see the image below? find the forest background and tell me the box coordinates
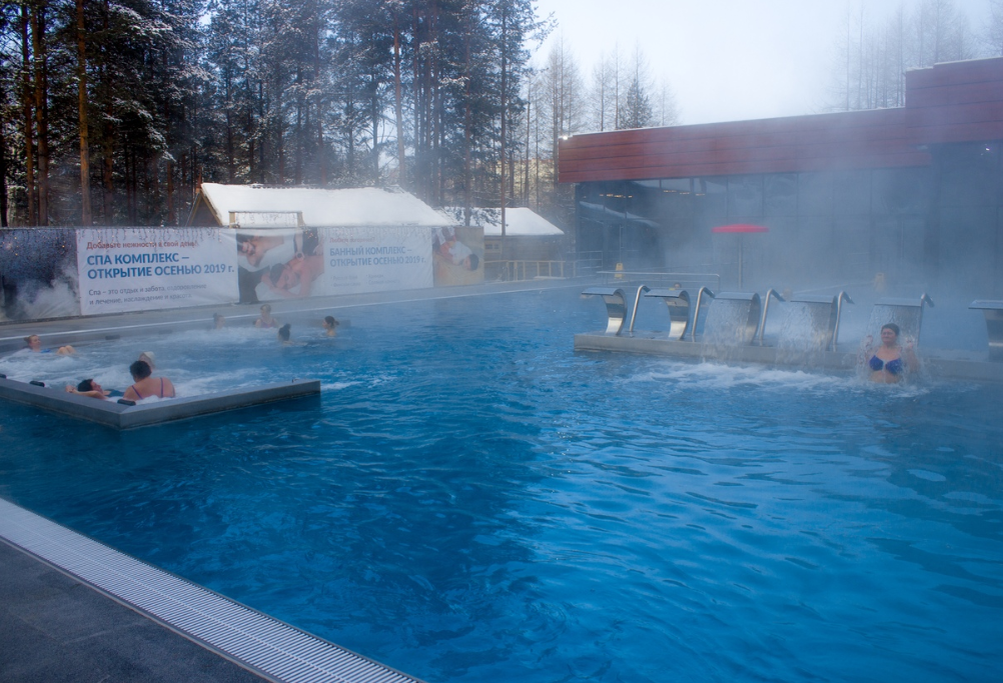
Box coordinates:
[2,0,1003,232]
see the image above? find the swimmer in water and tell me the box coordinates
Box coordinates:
[24,335,75,355]
[278,323,293,345]
[255,304,278,329]
[65,378,110,400]
[323,316,339,337]
[122,360,175,401]
[862,323,917,384]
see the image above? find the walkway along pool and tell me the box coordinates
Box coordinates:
[1,286,1002,682]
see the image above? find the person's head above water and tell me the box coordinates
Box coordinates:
[260,304,272,315]
[213,313,225,328]
[880,323,900,345]
[24,334,74,355]
[278,323,291,342]
[77,378,99,392]
[129,360,152,380]
[324,315,338,328]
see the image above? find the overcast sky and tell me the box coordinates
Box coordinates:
[532,0,993,126]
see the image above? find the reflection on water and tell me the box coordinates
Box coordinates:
[0,287,1001,683]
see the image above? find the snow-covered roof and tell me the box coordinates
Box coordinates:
[198,184,451,227]
[437,207,564,237]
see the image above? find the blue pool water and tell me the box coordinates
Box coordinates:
[1,286,1002,682]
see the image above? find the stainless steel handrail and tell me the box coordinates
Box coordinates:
[756,288,785,346]
[599,271,721,290]
[831,291,854,351]
[628,285,650,336]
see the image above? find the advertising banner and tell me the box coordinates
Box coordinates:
[317,226,433,298]
[76,228,239,315]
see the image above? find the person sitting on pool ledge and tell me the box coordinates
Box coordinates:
[255,304,278,329]
[862,323,917,384]
[24,334,75,355]
[323,316,339,337]
[122,360,175,401]
[65,378,110,400]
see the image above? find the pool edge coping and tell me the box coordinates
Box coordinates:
[0,496,427,683]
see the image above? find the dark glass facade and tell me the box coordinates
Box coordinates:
[574,141,1003,295]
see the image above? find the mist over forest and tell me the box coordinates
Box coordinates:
[1,0,1002,230]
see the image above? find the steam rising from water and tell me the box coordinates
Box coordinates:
[618,359,935,399]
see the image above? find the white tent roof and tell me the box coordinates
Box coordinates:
[198,183,451,227]
[438,207,564,237]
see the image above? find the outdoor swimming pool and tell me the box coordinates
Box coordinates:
[1,286,1001,682]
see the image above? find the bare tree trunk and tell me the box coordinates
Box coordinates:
[372,71,380,184]
[102,106,113,222]
[462,8,472,224]
[0,95,7,226]
[225,69,235,182]
[277,90,285,184]
[295,64,303,184]
[411,5,422,199]
[77,0,91,225]
[32,0,49,225]
[431,1,441,204]
[314,18,326,186]
[167,160,175,225]
[499,11,507,257]
[394,13,406,189]
[524,91,530,206]
[20,4,36,225]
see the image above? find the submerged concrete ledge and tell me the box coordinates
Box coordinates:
[0,377,321,429]
[574,333,1003,383]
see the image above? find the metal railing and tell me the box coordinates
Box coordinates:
[485,253,604,281]
[598,270,721,290]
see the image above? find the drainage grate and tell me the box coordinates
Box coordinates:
[0,497,425,683]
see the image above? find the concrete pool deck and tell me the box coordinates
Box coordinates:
[0,539,269,682]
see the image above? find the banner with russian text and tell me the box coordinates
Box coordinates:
[295,226,433,299]
[76,228,238,315]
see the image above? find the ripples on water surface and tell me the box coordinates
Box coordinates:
[1,287,1002,682]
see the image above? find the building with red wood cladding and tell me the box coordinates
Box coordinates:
[558,57,1003,295]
